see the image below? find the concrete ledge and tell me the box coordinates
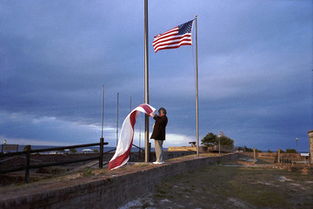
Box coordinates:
[0,153,242,209]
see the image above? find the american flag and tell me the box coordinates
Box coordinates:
[153,20,193,53]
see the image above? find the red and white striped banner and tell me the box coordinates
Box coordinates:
[108,104,156,170]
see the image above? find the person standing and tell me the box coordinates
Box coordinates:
[150,107,168,164]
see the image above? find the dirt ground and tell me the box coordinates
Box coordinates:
[120,164,313,209]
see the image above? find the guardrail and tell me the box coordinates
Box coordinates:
[0,138,109,183]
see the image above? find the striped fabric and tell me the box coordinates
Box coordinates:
[153,20,193,53]
[108,104,155,170]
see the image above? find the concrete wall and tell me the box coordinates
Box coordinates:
[0,153,241,209]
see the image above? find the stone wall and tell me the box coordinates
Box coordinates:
[0,153,241,209]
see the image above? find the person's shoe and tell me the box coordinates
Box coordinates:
[153,161,165,165]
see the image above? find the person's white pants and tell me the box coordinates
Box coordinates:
[154,140,164,162]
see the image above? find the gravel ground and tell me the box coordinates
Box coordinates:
[120,164,313,209]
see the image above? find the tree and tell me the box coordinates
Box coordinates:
[93,149,99,153]
[201,132,216,147]
[236,146,261,152]
[70,148,77,153]
[201,132,234,149]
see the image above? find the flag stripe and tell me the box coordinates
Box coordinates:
[153,34,192,47]
[153,33,191,46]
[153,27,179,39]
[155,43,193,52]
[155,42,192,52]
[154,38,192,51]
[153,30,179,44]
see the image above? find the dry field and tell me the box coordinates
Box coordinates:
[120,163,313,209]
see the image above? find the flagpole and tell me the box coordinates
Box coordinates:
[144,0,150,162]
[194,16,200,157]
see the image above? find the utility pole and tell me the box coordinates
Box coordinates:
[129,96,132,112]
[101,86,105,139]
[218,138,221,155]
[253,148,256,162]
[99,85,105,168]
[295,137,299,151]
[218,131,224,156]
[143,0,150,162]
[116,92,119,147]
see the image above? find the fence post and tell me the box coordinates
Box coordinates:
[24,145,31,183]
[277,149,281,163]
[99,137,104,168]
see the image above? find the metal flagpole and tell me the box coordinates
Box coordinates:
[194,16,200,157]
[144,0,150,162]
[116,92,119,147]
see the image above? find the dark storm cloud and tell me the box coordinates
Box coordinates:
[0,0,312,150]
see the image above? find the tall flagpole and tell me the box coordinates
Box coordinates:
[194,16,200,157]
[144,0,150,162]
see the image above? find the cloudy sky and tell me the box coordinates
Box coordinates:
[0,0,312,151]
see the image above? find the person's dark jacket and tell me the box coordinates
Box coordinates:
[150,115,168,141]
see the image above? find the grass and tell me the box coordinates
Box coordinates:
[82,168,94,177]
[149,165,313,209]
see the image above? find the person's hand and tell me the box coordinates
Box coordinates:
[149,112,155,117]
